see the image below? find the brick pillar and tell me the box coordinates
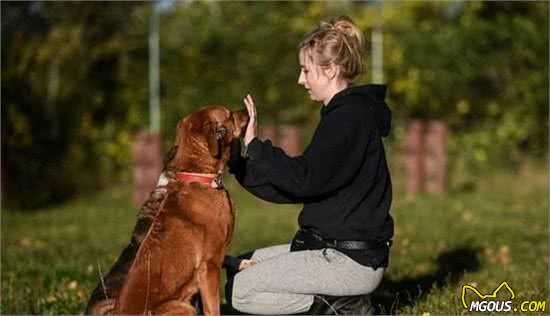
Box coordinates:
[279,124,302,157]
[259,125,278,144]
[403,120,425,196]
[424,120,447,194]
[131,130,163,205]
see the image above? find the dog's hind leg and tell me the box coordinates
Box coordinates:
[154,300,196,315]
[85,298,116,315]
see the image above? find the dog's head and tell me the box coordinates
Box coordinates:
[165,105,249,173]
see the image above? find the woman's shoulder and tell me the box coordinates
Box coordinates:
[323,96,365,119]
[329,85,391,137]
[323,94,373,123]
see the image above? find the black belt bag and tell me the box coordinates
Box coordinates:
[290,228,392,252]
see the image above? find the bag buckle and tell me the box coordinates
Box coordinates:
[325,239,337,248]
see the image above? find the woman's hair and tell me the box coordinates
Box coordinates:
[298,16,364,83]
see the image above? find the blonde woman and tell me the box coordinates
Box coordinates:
[225,16,393,315]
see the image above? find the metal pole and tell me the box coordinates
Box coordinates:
[371,1,384,84]
[149,2,160,132]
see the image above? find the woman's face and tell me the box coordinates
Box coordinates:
[297,50,331,103]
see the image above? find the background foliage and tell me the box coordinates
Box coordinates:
[1,2,548,315]
[2,1,548,207]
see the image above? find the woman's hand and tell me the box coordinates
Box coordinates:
[238,259,257,270]
[243,94,257,146]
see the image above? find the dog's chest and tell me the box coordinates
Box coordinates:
[169,185,234,228]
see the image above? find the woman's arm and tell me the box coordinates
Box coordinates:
[240,93,369,199]
[246,105,371,198]
[228,140,302,204]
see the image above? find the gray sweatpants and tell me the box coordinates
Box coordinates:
[231,244,385,315]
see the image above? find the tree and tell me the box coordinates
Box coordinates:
[2,2,149,208]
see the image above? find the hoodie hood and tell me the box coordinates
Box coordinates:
[323,84,392,137]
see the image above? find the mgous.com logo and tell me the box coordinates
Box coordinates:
[461,281,546,313]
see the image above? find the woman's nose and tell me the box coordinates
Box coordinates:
[297,72,305,86]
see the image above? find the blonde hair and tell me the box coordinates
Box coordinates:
[298,16,364,83]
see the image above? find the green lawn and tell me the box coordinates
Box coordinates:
[2,161,548,315]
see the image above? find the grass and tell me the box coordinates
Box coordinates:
[1,160,548,315]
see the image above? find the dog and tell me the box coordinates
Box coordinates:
[86,105,249,315]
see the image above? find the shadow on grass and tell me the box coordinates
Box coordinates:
[373,245,481,315]
[221,246,481,315]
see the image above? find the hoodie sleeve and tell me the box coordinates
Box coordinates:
[246,105,371,198]
[228,141,302,204]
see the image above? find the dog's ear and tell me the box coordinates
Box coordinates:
[163,145,178,169]
[167,117,188,170]
[205,123,227,158]
[174,117,187,144]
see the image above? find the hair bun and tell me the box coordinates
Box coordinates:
[331,16,364,47]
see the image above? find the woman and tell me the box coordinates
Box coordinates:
[224,16,394,315]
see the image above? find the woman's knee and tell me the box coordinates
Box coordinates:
[230,272,255,313]
[231,269,256,302]
[232,287,314,315]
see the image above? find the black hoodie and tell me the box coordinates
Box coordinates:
[229,84,393,268]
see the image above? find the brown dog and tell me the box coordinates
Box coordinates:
[86,106,249,315]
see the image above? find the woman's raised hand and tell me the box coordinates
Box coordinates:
[243,94,257,146]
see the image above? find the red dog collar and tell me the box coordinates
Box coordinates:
[176,171,222,188]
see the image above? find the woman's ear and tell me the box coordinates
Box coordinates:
[323,63,340,80]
